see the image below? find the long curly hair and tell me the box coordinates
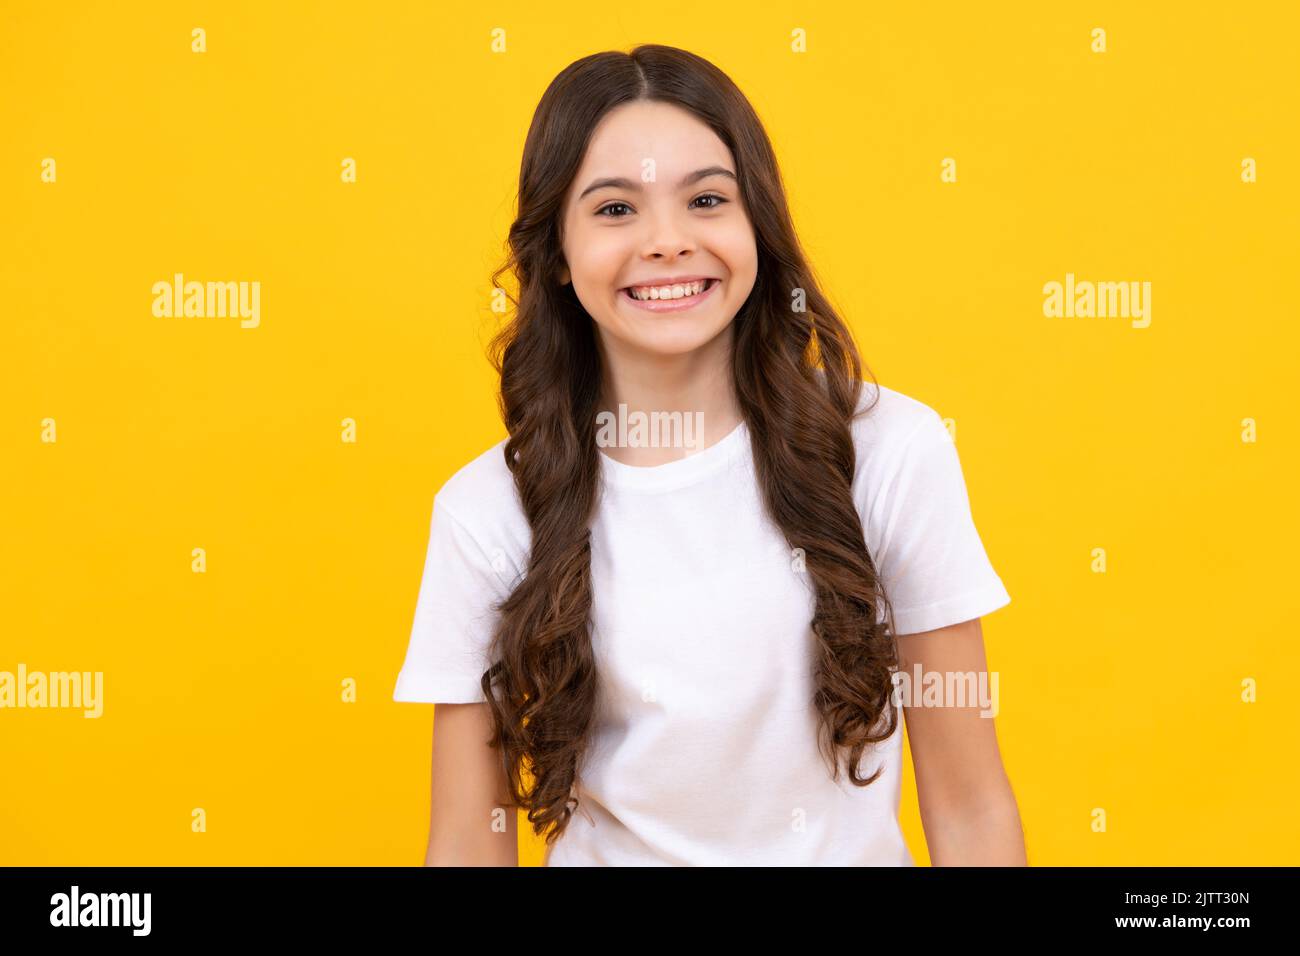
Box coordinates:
[480,43,902,846]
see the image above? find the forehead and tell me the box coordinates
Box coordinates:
[574,101,733,183]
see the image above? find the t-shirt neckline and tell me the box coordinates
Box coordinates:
[598,418,749,493]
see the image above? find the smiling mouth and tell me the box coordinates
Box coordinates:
[620,278,720,302]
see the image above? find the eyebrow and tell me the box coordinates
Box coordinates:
[577,165,737,201]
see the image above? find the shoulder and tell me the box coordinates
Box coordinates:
[435,436,516,513]
[850,380,948,467]
[847,379,959,518]
[430,437,530,560]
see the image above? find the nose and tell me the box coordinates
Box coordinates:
[640,208,697,260]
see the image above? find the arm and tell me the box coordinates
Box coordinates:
[897,617,1027,866]
[425,701,519,866]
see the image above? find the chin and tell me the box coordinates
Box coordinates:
[626,325,724,358]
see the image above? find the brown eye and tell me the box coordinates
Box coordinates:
[692,194,727,209]
[596,202,632,218]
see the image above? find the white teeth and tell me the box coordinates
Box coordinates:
[627,279,711,301]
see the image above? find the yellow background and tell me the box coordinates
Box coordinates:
[2,1,1296,865]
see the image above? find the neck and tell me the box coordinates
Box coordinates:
[595,324,742,466]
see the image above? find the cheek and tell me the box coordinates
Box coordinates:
[568,226,628,282]
[713,223,758,272]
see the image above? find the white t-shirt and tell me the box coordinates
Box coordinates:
[393,381,1011,866]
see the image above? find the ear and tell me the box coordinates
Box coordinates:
[559,264,571,285]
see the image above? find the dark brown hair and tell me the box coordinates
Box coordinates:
[482,44,901,845]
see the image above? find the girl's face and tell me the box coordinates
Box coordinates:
[559,100,758,359]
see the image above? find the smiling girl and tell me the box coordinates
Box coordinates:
[394,44,1026,866]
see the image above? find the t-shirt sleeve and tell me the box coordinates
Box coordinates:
[392,494,510,704]
[867,409,1011,635]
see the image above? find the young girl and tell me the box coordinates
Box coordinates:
[394,44,1025,866]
